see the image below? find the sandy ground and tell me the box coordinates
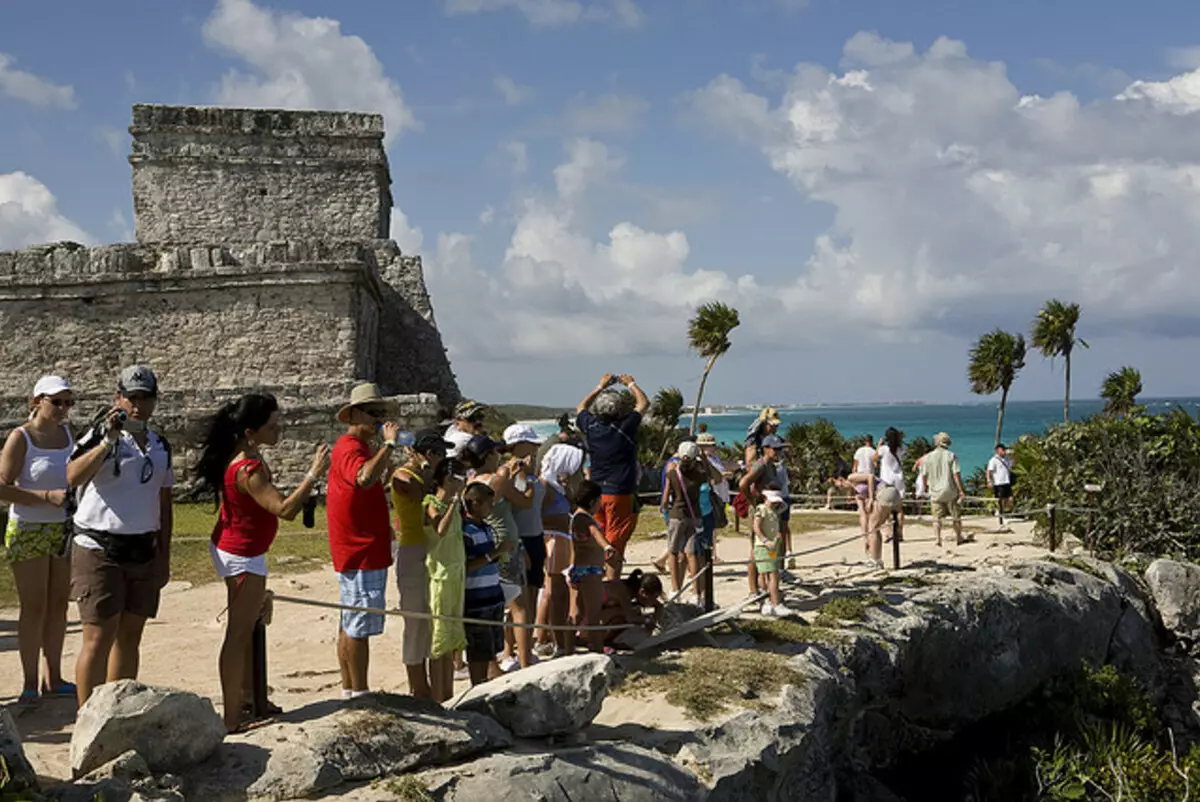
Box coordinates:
[1,509,1053,784]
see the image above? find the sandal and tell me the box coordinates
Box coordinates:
[242,700,284,719]
[41,682,77,699]
[228,717,274,735]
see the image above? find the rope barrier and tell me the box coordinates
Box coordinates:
[270,593,636,633]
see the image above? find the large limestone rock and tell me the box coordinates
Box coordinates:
[1145,559,1200,639]
[418,743,705,802]
[453,653,615,737]
[70,681,225,778]
[0,708,39,795]
[184,694,512,800]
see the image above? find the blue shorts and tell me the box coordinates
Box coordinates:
[779,496,791,525]
[338,568,387,639]
[688,512,715,556]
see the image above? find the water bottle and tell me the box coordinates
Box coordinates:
[396,430,415,448]
[302,485,319,529]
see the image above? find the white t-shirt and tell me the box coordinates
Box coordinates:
[877,444,905,496]
[706,454,732,503]
[987,455,1012,486]
[73,429,176,542]
[444,424,473,459]
[854,445,876,475]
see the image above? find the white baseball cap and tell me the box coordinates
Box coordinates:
[676,441,700,460]
[503,424,543,446]
[763,490,786,505]
[33,375,71,398]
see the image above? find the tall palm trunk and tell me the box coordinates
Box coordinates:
[1063,350,1072,423]
[995,385,1009,447]
[689,355,718,436]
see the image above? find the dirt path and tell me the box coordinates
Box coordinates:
[1,509,1051,783]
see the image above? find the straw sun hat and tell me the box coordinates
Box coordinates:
[336,383,398,424]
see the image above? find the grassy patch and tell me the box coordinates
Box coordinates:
[373,775,433,802]
[812,594,886,628]
[618,648,800,721]
[737,617,848,646]
[878,575,931,589]
[0,503,332,608]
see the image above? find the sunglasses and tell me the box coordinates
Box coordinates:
[360,406,390,419]
[45,398,75,409]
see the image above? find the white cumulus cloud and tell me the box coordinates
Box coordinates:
[0,53,75,109]
[494,74,535,105]
[683,32,1200,340]
[0,173,93,250]
[202,0,418,142]
[443,0,644,28]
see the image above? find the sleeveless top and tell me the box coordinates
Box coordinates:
[211,458,279,557]
[570,510,603,564]
[391,466,428,547]
[11,426,72,524]
[512,475,545,537]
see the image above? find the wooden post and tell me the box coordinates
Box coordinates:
[1047,504,1058,553]
[891,508,901,570]
[251,619,268,718]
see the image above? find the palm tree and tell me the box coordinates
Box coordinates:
[1100,367,1143,418]
[967,329,1026,446]
[651,386,685,462]
[687,302,740,436]
[1031,299,1088,423]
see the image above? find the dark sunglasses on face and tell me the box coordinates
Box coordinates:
[46,398,75,409]
[360,406,389,419]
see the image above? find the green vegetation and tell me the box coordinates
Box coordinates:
[373,776,434,802]
[1100,366,1144,419]
[782,417,848,497]
[618,647,799,721]
[1013,406,1200,558]
[737,617,848,646]
[968,328,1027,447]
[1031,298,1087,423]
[885,664,1196,801]
[878,574,931,589]
[686,302,740,436]
[812,594,886,628]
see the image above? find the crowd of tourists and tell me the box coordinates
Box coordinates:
[0,367,1012,733]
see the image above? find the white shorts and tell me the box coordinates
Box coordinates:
[209,542,268,579]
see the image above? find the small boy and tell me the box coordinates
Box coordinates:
[461,480,505,685]
[753,488,792,617]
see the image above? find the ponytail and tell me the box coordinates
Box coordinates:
[194,393,279,501]
[623,568,644,595]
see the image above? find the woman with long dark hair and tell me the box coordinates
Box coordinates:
[195,393,329,732]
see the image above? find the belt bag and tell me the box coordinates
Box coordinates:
[83,529,159,564]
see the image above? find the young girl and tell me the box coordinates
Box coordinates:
[423,458,467,702]
[568,480,617,654]
[196,393,329,731]
[753,489,792,617]
[535,443,584,657]
[598,569,664,649]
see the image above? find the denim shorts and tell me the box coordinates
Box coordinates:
[338,568,387,639]
[464,602,505,663]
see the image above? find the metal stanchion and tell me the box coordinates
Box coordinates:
[251,620,268,718]
[891,508,901,570]
[704,545,715,613]
[1047,503,1058,552]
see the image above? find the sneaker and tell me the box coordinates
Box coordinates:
[760,601,774,615]
[874,559,886,571]
[780,569,796,582]
[771,604,794,617]
[499,656,520,673]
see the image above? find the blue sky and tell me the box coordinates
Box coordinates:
[5,0,1200,407]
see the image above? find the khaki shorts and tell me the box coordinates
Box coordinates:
[70,542,160,624]
[931,498,961,522]
[395,544,431,665]
[666,518,696,554]
[876,486,901,511]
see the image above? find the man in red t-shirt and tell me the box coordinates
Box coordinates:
[327,383,401,697]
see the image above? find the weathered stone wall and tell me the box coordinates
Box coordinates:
[0,103,460,490]
[130,105,391,244]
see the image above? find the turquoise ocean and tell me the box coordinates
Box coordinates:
[530,398,1200,475]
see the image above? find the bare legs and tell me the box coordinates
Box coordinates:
[218,573,266,731]
[570,574,605,653]
[76,612,148,707]
[11,555,70,695]
[337,631,370,693]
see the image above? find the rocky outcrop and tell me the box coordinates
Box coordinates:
[453,653,615,737]
[1146,559,1200,640]
[69,681,225,778]
[48,751,185,802]
[0,708,39,795]
[184,694,512,800]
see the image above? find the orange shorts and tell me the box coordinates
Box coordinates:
[595,494,638,556]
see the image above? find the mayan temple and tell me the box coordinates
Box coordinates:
[0,104,459,488]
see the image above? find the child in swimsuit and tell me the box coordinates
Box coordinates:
[568,479,616,654]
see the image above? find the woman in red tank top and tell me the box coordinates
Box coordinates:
[195,393,329,733]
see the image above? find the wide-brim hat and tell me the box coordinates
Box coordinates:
[337,382,398,424]
[696,432,717,446]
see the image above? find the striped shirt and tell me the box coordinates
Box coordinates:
[462,517,504,610]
